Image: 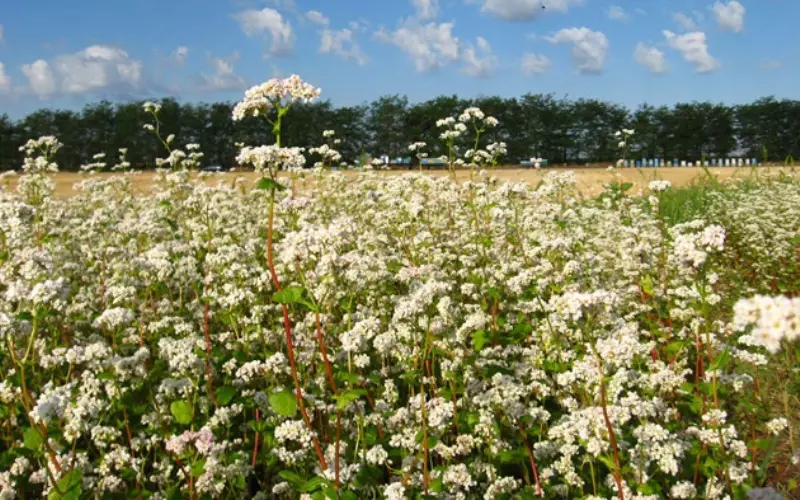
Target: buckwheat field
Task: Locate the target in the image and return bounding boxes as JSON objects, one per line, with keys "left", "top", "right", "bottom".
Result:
{"left": 1, "top": 76, "right": 799, "bottom": 500}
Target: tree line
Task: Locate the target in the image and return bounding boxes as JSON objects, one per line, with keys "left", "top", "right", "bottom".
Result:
{"left": 1, "top": 94, "right": 799, "bottom": 171}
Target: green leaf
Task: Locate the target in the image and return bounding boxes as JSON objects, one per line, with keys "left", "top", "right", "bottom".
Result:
{"left": 269, "top": 391, "right": 297, "bottom": 417}
{"left": 255, "top": 177, "right": 286, "bottom": 191}
{"left": 757, "top": 438, "right": 779, "bottom": 483}
{"left": 471, "top": 330, "right": 489, "bottom": 352}
{"left": 24, "top": 427, "right": 43, "bottom": 450}
{"left": 215, "top": 387, "right": 236, "bottom": 406}
{"left": 597, "top": 454, "right": 616, "bottom": 471}
{"left": 165, "top": 486, "right": 182, "bottom": 500}
{"left": 621, "top": 182, "right": 634, "bottom": 192}
{"left": 48, "top": 470, "right": 82, "bottom": 500}
{"left": 190, "top": 459, "right": 206, "bottom": 476}
{"left": 665, "top": 340, "right": 685, "bottom": 359}
{"left": 248, "top": 419, "right": 269, "bottom": 434}
{"left": 16, "top": 311, "right": 33, "bottom": 321}
{"left": 336, "top": 389, "right": 366, "bottom": 410}
{"left": 709, "top": 350, "right": 731, "bottom": 371}
{"left": 170, "top": 400, "right": 193, "bottom": 425}
{"left": 355, "top": 465, "right": 384, "bottom": 487}
{"left": 640, "top": 275, "right": 655, "bottom": 296}
{"left": 273, "top": 286, "right": 304, "bottom": 305}
{"left": 278, "top": 470, "right": 306, "bottom": 489}
{"left": 300, "top": 477, "right": 327, "bottom": 493}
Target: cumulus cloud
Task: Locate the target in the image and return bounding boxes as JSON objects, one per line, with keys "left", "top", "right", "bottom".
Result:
{"left": 305, "top": 10, "right": 329, "bottom": 26}
{"left": 520, "top": 52, "right": 551, "bottom": 75}
{"left": 634, "top": 42, "right": 667, "bottom": 74}
{"left": 20, "top": 45, "right": 144, "bottom": 98}
{"left": 199, "top": 52, "right": 247, "bottom": 91}
{"left": 461, "top": 36, "right": 497, "bottom": 77}
{"left": 375, "top": 19, "right": 494, "bottom": 77}
{"left": 320, "top": 28, "right": 368, "bottom": 65}
{"left": 233, "top": 8, "right": 294, "bottom": 56}
{"left": 0, "top": 63, "right": 10, "bottom": 92}
{"left": 607, "top": 6, "right": 628, "bottom": 21}
{"left": 545, "top": 27, "right": 608, "bottom": 74}
{"left": 712, "top": 1, "right": 745, "bottom": 32}
{"left": 21, "top": 60, "right": 56, "bottom": 97}
{"left": 172, "top": 46, "right": 189, "bottom": 64}
{"left": 673, "top": 12, "right": 697, "bottom": 31}
{"left": 474, "top": 0, "right": 581, "bottom": 21}
{"left": 663, "top": 30, "right": 719, "bottom": 73}
{"left": 412, "top": 0, "right": 440, "bottom": 20}
{"left": 374, "top": 19, "right": 460, "bottom": 72}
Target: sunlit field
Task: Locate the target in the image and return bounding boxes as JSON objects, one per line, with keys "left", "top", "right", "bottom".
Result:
{"left": 1, "top": 76, "right": 799, "bottom": 500}
{"left": 2, "top": 165, "right": 794, "bottom": 197}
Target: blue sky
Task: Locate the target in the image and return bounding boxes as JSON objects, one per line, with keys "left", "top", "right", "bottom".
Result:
{"left": 0, "top": 0, "right": 796, "bottom": 118}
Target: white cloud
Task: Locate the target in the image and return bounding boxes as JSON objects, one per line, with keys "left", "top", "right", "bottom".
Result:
{"left": 461, "top": 36, "right": 497, "bottom": 77}
{"left": 673, "top": 12, "right": 697, "bottom": 31}
{"left": 475, "top": 0, "right": 582, "bottom": 21}
{"left": 305, "top": 10, "right": 329, "bottom": 26}
{"left": 21, "top": 59, "right": 56, "bottom": 97}
{"left": 663, "top": 30, "right": 719, "bottom": 73}
{"left": 374, "top": 19, "right": 460, "bottom": 72}
{"left": 0, "top": 63, "right": 10, "bottom": 92}
{"left": 234, "top": 8, "right": 294, "bottom": 56}
{"left": 375, "top": 19, "right": 492, "bottom": 77}
{"left": 634, "top": 42, "right": 666, "bottom": 74}
{"left": 56, "top": 46, "right": 143, "bottom": 94}
{"left": 607, "top": 6, "right": 628, "bottom": 21}
{"left": 412, "top": 0, "right": 439, "bottom": 20}
{"left": 761, "top": 59, "right": 781, "bottom": 71}
{"left": 349, "top": 18, "right": 371, "bottom": 32}
{"left": 173, "top": 46, "right": 189, "bottom": 64}
{"left": 545, "top": 27, "right": 608, "bottom": 74}
{"left": 200, "top": 52, "right": 247, "bottom": 91}
{"left": 320, "top": 28, "right": 368, "bottom": 65}
{"left": 634, "top": 8, "right": 646, "bottom": 16}
{"left": 712, "top": 1, "right": 745, "bottom": 32}
{"left": 520, "top": 52, "right": 551, "bottom": 75}
{"left": 20, "top": 45, "right": 143, "bottom": 98}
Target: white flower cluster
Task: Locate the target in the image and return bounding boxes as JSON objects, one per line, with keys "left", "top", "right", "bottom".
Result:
{"left": 232, "top": 75, "right": 321, "bottom": 121}
{"left": 649, "top": 179, "right": 672, "bottom": 192}
{"left": 236, "top": 144, "right": 306, "bottom": 173}
{"left": 734, "top": 295, "right": 800, "bottom": 352}
{"left": 19, "top": 136, "right": 62, "bottom": 174}
{"left": 1, "top": 86, "right": 798, "bottom": 498}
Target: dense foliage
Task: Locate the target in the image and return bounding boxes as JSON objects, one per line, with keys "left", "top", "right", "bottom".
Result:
{"left": 3, "top": 94, "right": 800, "bottom": 170}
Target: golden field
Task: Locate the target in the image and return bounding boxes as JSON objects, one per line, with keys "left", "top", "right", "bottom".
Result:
{"left": 2, "top": 166, "right": 793, "bottom": 197}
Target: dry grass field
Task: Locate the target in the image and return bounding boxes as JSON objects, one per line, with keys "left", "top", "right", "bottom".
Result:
{"left": 2, "top": 166, "right": 793, "bottom": 197}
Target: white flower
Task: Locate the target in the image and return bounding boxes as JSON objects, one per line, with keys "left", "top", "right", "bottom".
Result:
{"left": 649, "top": 180, "right": 672, "bottom": 192}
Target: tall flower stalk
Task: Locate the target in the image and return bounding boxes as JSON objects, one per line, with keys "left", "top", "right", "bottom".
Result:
{"left": 232, "top": 75, "right": 328, "bottom": 470}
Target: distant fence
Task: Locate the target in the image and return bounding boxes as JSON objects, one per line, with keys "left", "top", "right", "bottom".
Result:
{"left": 618, "top": 158, "right": 760, "bottom": 168}
{"left": 367, "top": 156, "right": 764, "bottom": 169}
